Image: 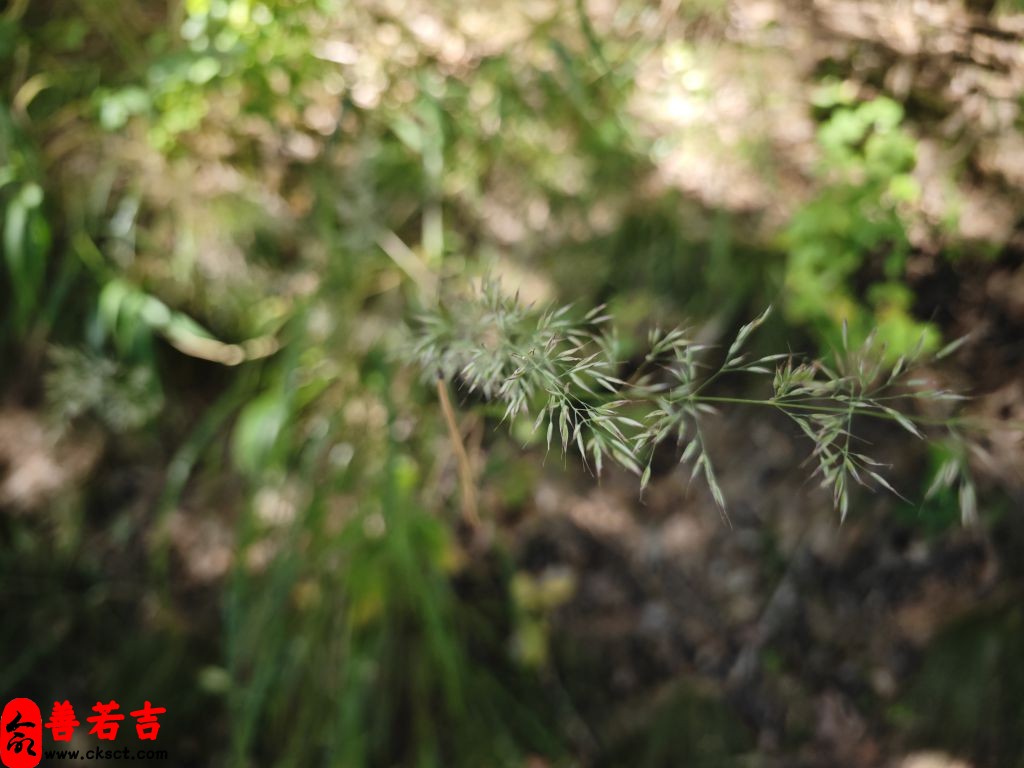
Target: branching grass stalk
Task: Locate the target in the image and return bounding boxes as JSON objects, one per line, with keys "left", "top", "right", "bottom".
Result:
{"left": 409, "top": 282, "right": 1010, "bottom": 524}
{"left": 692, "top": 396, "right": 1023, "bottom": 431}
{"left": 437, "top": 374, "right": 481, "bottom": 526}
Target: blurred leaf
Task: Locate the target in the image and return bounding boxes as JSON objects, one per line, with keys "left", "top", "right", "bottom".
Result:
{"left": 3, "top": 182, "right": 50, "bottom": 331}
{"left": 232, "top": 389, "right": 289, "bottom": 476}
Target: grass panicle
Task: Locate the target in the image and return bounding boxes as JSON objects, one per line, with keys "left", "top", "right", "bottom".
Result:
{"left": 411, "top": 284, "right": 990, "bottom": 524}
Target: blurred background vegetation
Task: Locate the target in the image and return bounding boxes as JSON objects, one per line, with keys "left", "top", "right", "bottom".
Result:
{"left": 2, "top": 0, "right": 1024, "bottom": 765}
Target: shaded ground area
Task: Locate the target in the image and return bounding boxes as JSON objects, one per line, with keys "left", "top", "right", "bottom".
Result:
{"left": 512, "top": 412, "right": 1016, "bottom": 765}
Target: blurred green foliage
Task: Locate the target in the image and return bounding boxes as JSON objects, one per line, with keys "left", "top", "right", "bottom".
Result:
{"left": 2, "top": 2, "right": 672, "bottom": 764}
{"left": 599, "top": 683, "right": 753, "bottom": 768}
{"left": 0, "top": 105, "right": 51, "bottom": 337}
{"left": 897, "top": 605, "right": 1024, "bottom": 766}
{"left": 786, "top": 86, "right": 940, "bottom": 358}
{"left": 0, "top": 0, "right": 1009, "bottom": 765}
{"left": 225, "top": 419, "right": 566, "bottom": 766}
